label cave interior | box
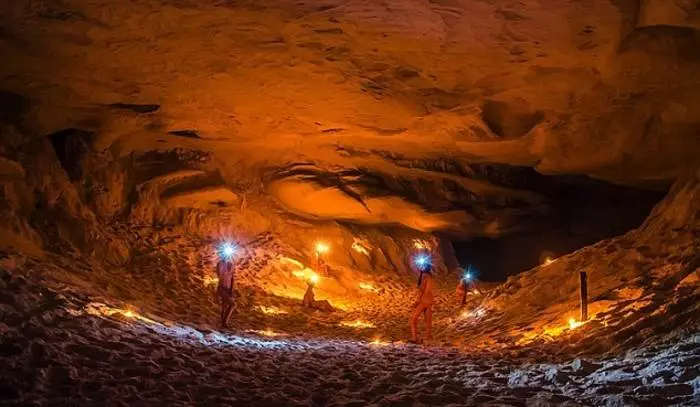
[0,0,699,405]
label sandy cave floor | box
[1,228,700,407]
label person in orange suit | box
[216,256,236,329]
[409,256,434,344]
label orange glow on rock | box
[257,306,288,315]
[309,273,320,285]
[85,303,157,324]
[202,274,218,287]
[351,240,370,256]
[315,242,330,254]
[249,328,281,337]
[568,318,584,330]
[340,320,376,329]
[359,282,379,293]
[292,268,321,285]
[369,337,389,346]
[412,239,430,250]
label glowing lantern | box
[543,256,555,266]
[315,242,330,255]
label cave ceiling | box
[1,0,699,237]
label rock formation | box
[0,0,698,405]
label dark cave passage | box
[451,175,668,282]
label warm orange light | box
[359,282,379,293]
[315,242,330,254]
[543,256,556,266]
[568,318,584,330]
[249,328,281,337]
[460,307,487,319]
[202,275,218,287]
[85,303,157,324]
[340,320,376,329]
[292,268,321,285]
[352,240,370,256]
[412,239,429,250]
[309,273,320,285]
[257,306,288,315]
[369,337,389,346]
[329,300,350,311]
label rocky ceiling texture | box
[0,0,699,268]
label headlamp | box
[220,242,238,259]
[413,254,431,270]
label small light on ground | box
[315,242,330,254]
[257,306,288,315]
[359,282,379,293]
[568,318,584,330]
[543,256,556,266]
[369,337,389,346]
[340,320,376,329]
[249,328,281,337]
[85,302,157,325]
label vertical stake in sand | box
[579,271,588,321]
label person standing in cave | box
[302,281,315,308]
[455,278,468,307]
[409,261,434,344]
[455,265,477,307]
[216,256,236,329]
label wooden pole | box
[579,271,588,321]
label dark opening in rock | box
[0,90,30,123]
[452,175,667,281]
[482,98,544,138]
[47,128,96,181]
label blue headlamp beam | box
[220,242,238,258]
[413,254,432,269]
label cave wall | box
[0,114,450,281]
[484,167,700,325]
[0,0,698,288]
